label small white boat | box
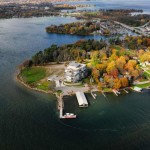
[63,113,77,119]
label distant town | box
[0,0,85,5]
[0,2,93,18]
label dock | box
[56,93,76,119]
[56,93,64,118]
[60,108,63,118]
[102,91,106,97]
[76,92,88,107]
[123,89,129,93]
[91,91,96,99]
[113,89,120,96]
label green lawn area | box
[20,67,46,84]
[111,45,122,50]
[83,78,91,84]
[136,82,150,88]
[103,87,112,92]
[143,72,150,78]
[147,70,150,73]
[36,81,51,91]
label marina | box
[57,91,89,119]
[56,92,77,119]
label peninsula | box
[18,36,150,96]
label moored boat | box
[63,113,77,119]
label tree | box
[138,49,145,57]
[92,68,100,83]
[90,51,99,67]
[137,38,142,46]
[131,70,140,79]
[120,77,129,88]
[125,60,137,72]
[116,56,126,73]
[113,78,121,89]
[106,61,118,77]
[22,60,32,68]
[97,82,103,91]
[104,75,114,88]
[96,63,107,75]
[139,51,150,62]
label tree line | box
[22,36,150,68]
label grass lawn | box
[136,82,150,88]
[36,81,51,91]
[111,45,122,50]
[20,67,46,84]
[103,87,112,92]
[83,78,91,84]
[147,70,150,73]
[143,72,150,78]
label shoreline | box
[16,70,150,100]
[15,64,150,97]
[15,71,126,96]
[16,72,54,95]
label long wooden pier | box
[56,93,64,118]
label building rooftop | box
[66,61,86,71]
[76,92,88,107]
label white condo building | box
[64,61,87,83]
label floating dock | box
[91,91,96,99]
[132,86,142,92]
[76,92,88,107]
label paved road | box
[113,21,148,36]
[134,80,150,85]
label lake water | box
[59,0,150,13]
[0,15,150,150]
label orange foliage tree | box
[106,61,118,77]
[120,77,129,88]
[113,78,121,89]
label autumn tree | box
[90,51,99,67]
[97,82,103,91]
[139,51,150,62]
[120,77,129,88]
[106,61,118,77]
[92,68,100,83]
[138,49,145,57]
[113,78,121,89]
[104,75,114,88]
[125,60,137,72]
[96,63,107,75]
[116,56,126,73]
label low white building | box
[64,61,87,83]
